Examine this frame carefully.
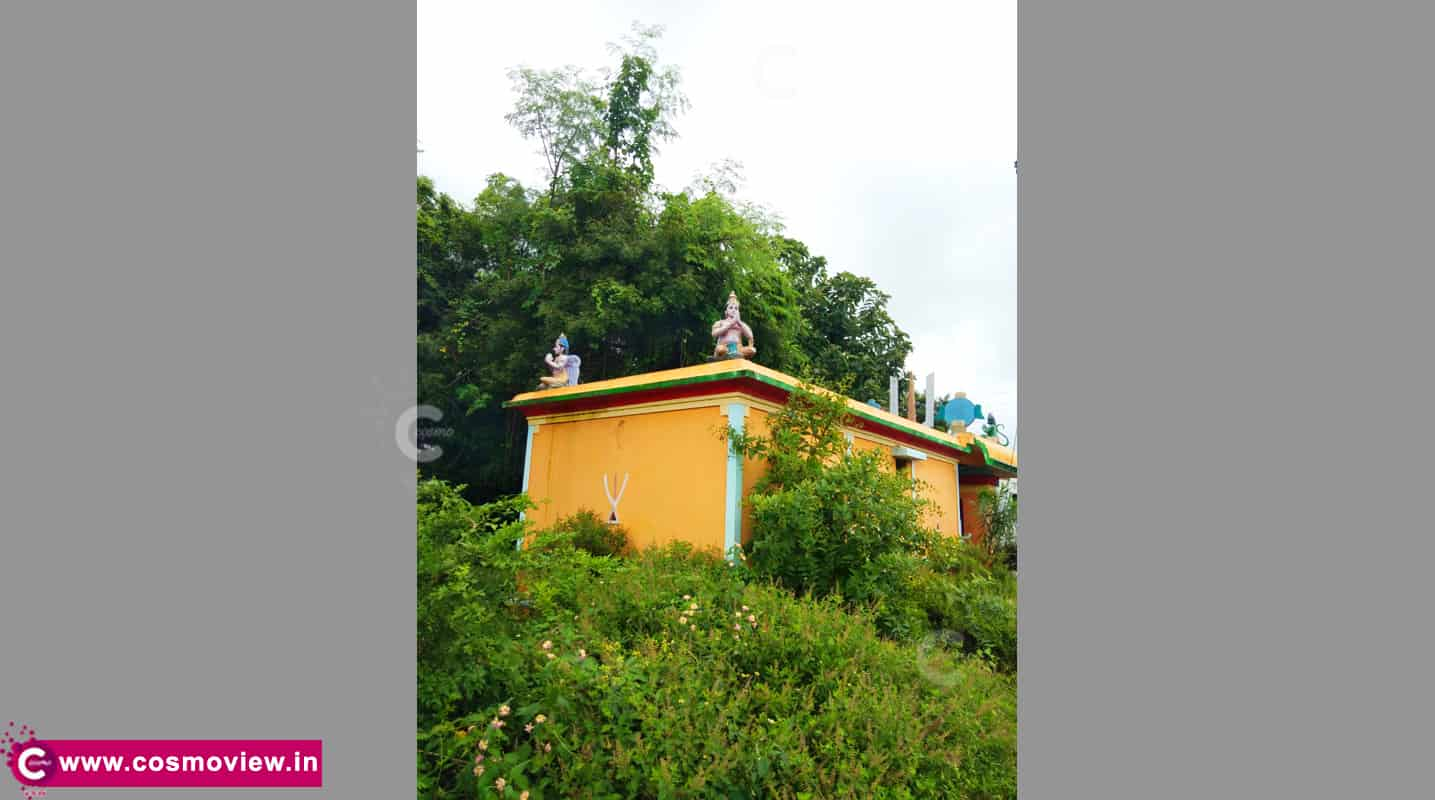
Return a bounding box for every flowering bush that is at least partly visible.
[417,479,1016,798]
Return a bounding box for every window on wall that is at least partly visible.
[890,447,924,499]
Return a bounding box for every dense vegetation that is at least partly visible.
[418,26,916,503]
[727,381,1017,664]
[418,479,1016,799]
[418,381,1018,798]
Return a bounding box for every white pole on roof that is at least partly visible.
[925,373,936,428]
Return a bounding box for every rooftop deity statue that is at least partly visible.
[711,291,757,359]
[539,333,581,389]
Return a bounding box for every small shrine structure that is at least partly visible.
[504,359,1017,554]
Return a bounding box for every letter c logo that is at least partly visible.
[397,405,444,463]
[18,745,49,781]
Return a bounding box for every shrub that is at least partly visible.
[922,534,993,580]
[976,484,1018,572]
[724,380,932,599]
[417,479,533,724]
[903,562,1017,672]
[418,543,1017,799]
[416,480,1017,797]
[544,508,629,557]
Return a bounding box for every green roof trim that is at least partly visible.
[503,365,1017,475]
[502,368,762,408]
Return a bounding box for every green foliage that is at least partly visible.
[417,29,909,505]
[601,23,688,190]
[976,484,1018,571]
[416,480,1016,798]
[717,383,1018,668]
[417,478,532,723]
[725,380,932,599]
[543,508,629,558]
[905,566,1018,672]
[778,238,912,404]
[505,65,606,194]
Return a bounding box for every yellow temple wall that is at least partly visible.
[847,430,964,540]
[523,404,730,553]
[737,406,770,546]
[518,383,990,554]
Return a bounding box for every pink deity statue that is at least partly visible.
[711,291,757,359]
[538,333,581,389]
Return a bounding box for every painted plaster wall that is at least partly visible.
[524,406,729,552]
[913,455,962,538]
[959,475,1000,542]
[523,400,970,556]
[737,407,770,545]
[797,429,964,540]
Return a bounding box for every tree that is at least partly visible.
[778,237,912,404]
[418,27,913,505]
[601,23,688,189]
[505,23,687,197]
[504,66,605,196]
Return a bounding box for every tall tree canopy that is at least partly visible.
[418,26,912,502]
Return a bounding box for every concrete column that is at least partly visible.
[722,403,749,562]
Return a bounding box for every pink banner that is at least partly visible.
[7,739,322,788]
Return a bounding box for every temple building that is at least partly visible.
[504,359,1018,555]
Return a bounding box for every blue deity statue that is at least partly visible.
[539,333,581,389]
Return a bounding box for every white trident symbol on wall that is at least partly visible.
[603,473,629,524]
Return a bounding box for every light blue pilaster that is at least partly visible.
[723,403,748,561]
[954,461,965,539]
[517,423,537,549]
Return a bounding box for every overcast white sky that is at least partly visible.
[418,0,1016,442]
